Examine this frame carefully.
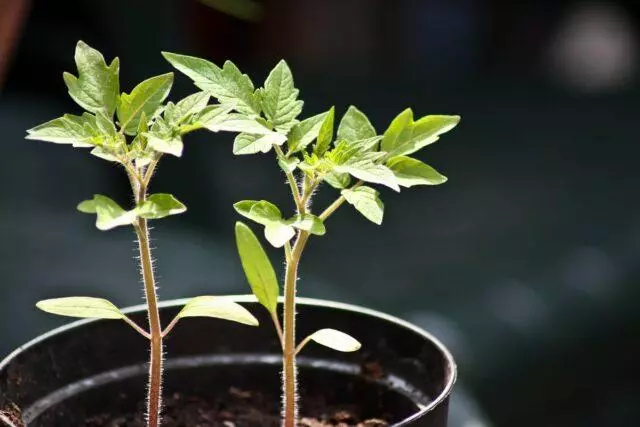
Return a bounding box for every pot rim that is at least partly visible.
[1,295,456,422]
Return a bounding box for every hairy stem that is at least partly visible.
[131,161,163,427]
[282,230,310,427]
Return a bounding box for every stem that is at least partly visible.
[274,145,302,209]
[282,230,310,427]
[131,159,164,427]
[270,311,285,349]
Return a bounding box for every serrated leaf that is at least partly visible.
[233,132,286,155]
[264,222,296,248]
[77,194,137,230]
[136,194,186,219]
[234,200,282,225]
[262,60,303,132]
[324,171,351,189]
[63,41,120,117]
[36,297,124,319]
[387,156,447,187]
[177,296,258,326]
[314,106,335,156]
[306,328,361,352]
[278,156,300,173]
[342,186,384,225]
[381,109,459,158]
[163,53,260,116]
[117,73,174,134]
[26,114,94,147]
[146,133,184,157]
[335,153,399,192]
[286,214,326,235]
[287,110,330,154]
[337,106,376,143]
[234,222,280,313]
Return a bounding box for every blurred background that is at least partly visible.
[1,0,640,426]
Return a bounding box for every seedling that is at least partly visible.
[26,41,259,427]
[164,53,460,426]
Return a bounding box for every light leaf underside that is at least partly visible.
[162,53,260,116]
[77,194,137,230]
[381,109,460,158]
[117,73,174,134]
[178,296,258,326]
[264,222,296,248]
[137,193,187,219]
[307,328,361,352]
[234,200,282,225]
[234,222,280,313]
[36,297,124,319]
[335,155,399,192]
[262,60,303,131]
[342,186,384,225]
[286,214,326,235]
[146,133,183,157]
[337,105,376,143]
[387,156,447,187]
[233,132,286,155]
[278,156,300,173]
[26,115,93,146]
[324,171,351,189]
[63,41,120,117]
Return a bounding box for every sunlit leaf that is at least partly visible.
[178,296,258,326]
[36,297,124,319]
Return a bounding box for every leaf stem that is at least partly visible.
[270,311,284,349]
[294,334,313,355]
[122,315,151,339]
[274,145,303,210]
[318,180,363,221]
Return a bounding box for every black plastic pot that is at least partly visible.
[0,297,456,426]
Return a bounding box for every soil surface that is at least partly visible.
[83,387,389,427]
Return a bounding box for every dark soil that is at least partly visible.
[83,387,389,427]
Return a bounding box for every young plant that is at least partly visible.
[164,53,460,425]
[25,41,259,427]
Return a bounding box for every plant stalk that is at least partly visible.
[132,161,163,427]
[282,230,310,427]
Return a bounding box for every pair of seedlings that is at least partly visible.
[26,41,459,427]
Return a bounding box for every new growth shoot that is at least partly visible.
[164,53,460,426]
[27,41,259,427]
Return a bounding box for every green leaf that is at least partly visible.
[90,146,120,162]
[381,109,459,158]
[264,222,296,248]
[234,221,280,313]
[77,194,137,230]
[136,194,187,219]
[335,152,399,192]
[314,106,335,156]
[177,296,258,326]
[387,156,447,187]
[286,214,326,235]
[63,41,120,117]
[278,156,300,173]
[233,200,282,225]
[211,114,275,134]
[117,73,174,135]
[305,328,361,352]
[26,114,94,147]
[146,133,184,157]
[337,106,376,143]
[36,297,124,319]
[262,60,303,132]
[342,186,384,225]
[162,53,260,116]
[169,92,210,125]
[287,110,329,154]
[232,132,286,155]
[324,171,351,189]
